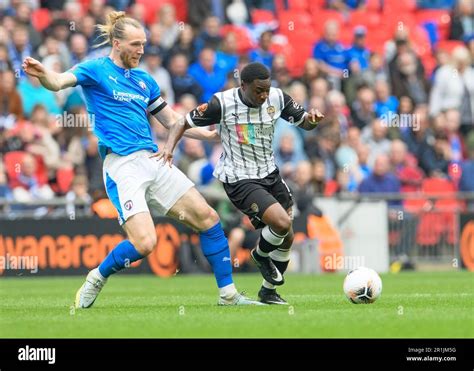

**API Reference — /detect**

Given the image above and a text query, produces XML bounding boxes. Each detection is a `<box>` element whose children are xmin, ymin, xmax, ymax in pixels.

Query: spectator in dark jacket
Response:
<box><xmin>359</xmin><ymin>154</ymin><xmax>401</xmax><ymax>206</ymax></box>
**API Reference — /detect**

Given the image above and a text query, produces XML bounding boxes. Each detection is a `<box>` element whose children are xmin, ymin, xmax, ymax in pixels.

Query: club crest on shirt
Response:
<box><xmin>267</xmin><ymin>105</ymin><xmax>276</xmax><ymax>119</ymax></box>
<box><xmin>124</xmin><ymin>200</ymin><xmax>133</xmax><ymax>211</ymax></box>
<box><xmin>138</xmin><ymin>80</ymin><xmax>146</xmax><ymax>90</ymax></box>
<box><xmin>196</xmin><ymin>103</ymin><xmax>208</xmax><ymax>117</ymax></box>
<box><xmin>250</xmin><ymin>202</ymin><xmax>259</xmax><ymax>214</ymax></box>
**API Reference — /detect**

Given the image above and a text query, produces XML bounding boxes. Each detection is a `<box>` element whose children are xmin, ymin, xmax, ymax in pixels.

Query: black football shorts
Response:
<box><xmin>223</xmin><ymin>169</ymin><xmax>293</xmax><ymax>229</ymax></box>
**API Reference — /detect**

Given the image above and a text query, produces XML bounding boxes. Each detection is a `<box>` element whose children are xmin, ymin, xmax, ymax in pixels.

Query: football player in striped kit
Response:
<box><xmin>155</xmin><ymin>62</ymin><xmax>324</xmax><ymax>304</ymax></box>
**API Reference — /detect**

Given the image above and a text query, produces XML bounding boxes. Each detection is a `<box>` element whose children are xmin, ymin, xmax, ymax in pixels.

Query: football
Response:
<box><xmin>343</xmin><ymin>267</ymin><xmax>382</xmax><ymax>304</ymax></box>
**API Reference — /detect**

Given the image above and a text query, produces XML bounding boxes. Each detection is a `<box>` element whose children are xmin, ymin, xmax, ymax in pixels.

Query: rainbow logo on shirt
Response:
<box><xmin>235</xmin><ymin>124</ymin><xmax>256</xmax><ymax>145</ymax></box>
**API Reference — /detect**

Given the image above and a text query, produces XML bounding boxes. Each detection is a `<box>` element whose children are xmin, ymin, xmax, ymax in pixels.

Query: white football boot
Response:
<box><xmin>75</xmin><ymin>268</ymin><xmax>107</xmax><ymax>308</ymax></box>
<box><xmin>218</xmin><ymin>292</ymin><xmax>267</xmax><ymax>306</ymax></box>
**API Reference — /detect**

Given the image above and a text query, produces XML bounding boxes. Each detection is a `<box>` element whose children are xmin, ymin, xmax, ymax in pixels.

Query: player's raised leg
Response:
<box><xmin>166</xmin><ymin>186</ymin><xmax>263</xmax><ymax>305</ymax></box>
<box><xmin>75</xmin><ymin>211</ymin><xmax>155</xmax><ymax>308</ymax></box>
<box><xmin>250</xmin><ymin>202</ymin><xmax>292</xmax><ymax>287</ymax></box>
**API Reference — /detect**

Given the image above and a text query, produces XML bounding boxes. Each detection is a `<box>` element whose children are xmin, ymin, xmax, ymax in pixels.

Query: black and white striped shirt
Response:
<box><xmin>186</xmin><ymin>87</ymin><xmax>306</xmax><ymax>184</ymax></box>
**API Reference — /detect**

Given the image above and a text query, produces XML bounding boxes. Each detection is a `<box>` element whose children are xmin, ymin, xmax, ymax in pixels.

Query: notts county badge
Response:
<box><xmin>250</xmin><ymin>203</ymin><xmax>259</xmax><ymax>214</ymax></box>
<box><xmin>267</xmin><ymin>105</ymin><xmax>276</xmax><ymax>119</ymax></box>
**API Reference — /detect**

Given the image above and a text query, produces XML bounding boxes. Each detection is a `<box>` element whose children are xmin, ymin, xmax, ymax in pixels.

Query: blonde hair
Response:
<box><xmin>95</xmin><ymin>11</ymin><xmax>142</xmax><ymax>48</ymax></box>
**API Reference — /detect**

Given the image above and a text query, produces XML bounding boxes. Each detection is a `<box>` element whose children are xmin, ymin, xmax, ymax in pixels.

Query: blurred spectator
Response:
<box><xmin>391</xmin><ymin>51</ymin><xmax>429</xmax><ymax>104</ymax></box>
<box><xmin>402</xmin><ymin>105</ymin><xmax>432</xmax><ymax>157</ymax></box>
<box><xmin>313</xmin><ymin>21</ymin><xmax>347</xmax><ymax>90</ymax></box>
<box><xmin>444</xmin><ymin>109</ymin><xmax>463</xmax><ymax>163</ymax></box>
<box><xmin>287</xmin><ymin>160</ymin><xmax>320</xmax><ymax>214</ymax></box>
<box><xmin>326</xmin><ymin>89</ymin><xmax>350</xmax><ymax>137</ymax></box>
<box><xmin>361</xmin><ymin>52</ymin><xmax>388</xmax><ymax>88</ymax></box>
<box><xmin>18</xmin><ymin>73</ymin><xmax>61</xmax><ymax>117</ymax></box>
<box><xmin>13</xmin><ymin>2</ymin><xmax>41</xmax><ymax>51</ymax></box>
<box><xmin>374</xmin><ymin>79</ymin><xmax>399</xmax><ymax>118</ymax></box>
<box><xmin>69</xmin><ymin>33</ymin><xmax>89</xmax><ymax>65</ymax></box>
<box><xmin>0</xmin><ymin>69</ymin><xmax>23</xmax><ymax>131</ymax></box>
<box><xmin>177</xmin><ymin>138</ymin><xmax>207</xmax><ymax>175</ymax></box>
<box><xmin>83</xmin><ymin>132</ymin><xmax>103</xmax><ymax>194</ymax></box>
<box><xmin>351</xmin><ymin>84</ymin><xmax>375</xmax><ymax>129</ymax></box>
<box><xmin>189</xmin><ymin>48</ymin><xmax>227</xmax><ymax>102</ymax></box>
<box><xmin>0</xmin><ymin>161</ymin><xmax>10</xmax><ymax>199</ymax></box>
<box><xmin>66</xmin><ymin>173</ymin><xmax>92</xmax><ymax>216</ymax></box>
<box><xmin>274</xmin><ymin>132</ymin><xmax>308</xmax><ymax>178</ymax></box>
<box><xmin>216</xmin><ymin>32</ymin><xmax>239</xmax><ymax>74</ymax></box>
<box><xmin>449</xmin><ymin>0</ymin><xmax>474</xmax><ymax>41</ymax></box>
<box><xmin>8</xmin><ymin>23</ymin><xmax>32</xmax><ymax>79</ymax></box>
<box><xmin>168</xmin><ymin>53</ymin><xmax>202</xmax><ymax>102</ymax></box>
<box><xmin>249</xmin><ymin>30</ymin><xmax>274</xmax><ymax>70</ymax></box>
<box><xmin>306</xmin><ymin>131</ymin><xmax>338</xmax><ymax>180</ymax></box>
<box><xmin>271</xmin><ymin>53</ymin><xmax>292</xmax><ymax>90</ymax></box>
<box><xmin>358</xmin><ymin>154</ymin><xmax>401</xmax><ymax>205</ymax></box>
<box><xmin>429</xmin><ymin>47</ymin><xmax>474</xmax><ymax>132</ymax></box>
<box><xmin>11</xmin><ymin>153</ymin><xmax>54</xmax><ymax>202</ymax></box>
<box><xmin>459</xmin><ymin>132</ymin><xmax>474</xmax><ymax>210</ymax></box>
<box><xmin>356</xmin><ymin>143</ymin><xmax>371</xmax><ymax>179</ymax></box>
<box><xmin>128</xmin><ymin>3</ymin><xmax>146</xmax><ymax>25</ymax></box>
<box><xmin>419</xmin><ymin>131</ymin><xmax>452</xmax><ymax>177</ymax></box>
<box><xmin>157</xmin><ymin>4</ymin><xmax>180</xmax><ymax>51</ymax></box>
<box><xmin>187</xmin><ymin>0</ymin><xmax>219</xmax><ymax>28</ymax></box>
<box><xmin>194</xmin><ymin>16</ymin><xmax>223</xmax><ymax>55</ymax></box>
<box><xmin>346</xmin><ymin>26</ymin><xmax>370</xmax><ymax>73</ymax></box>
<box><xmin>310</xmin><ymin>77</ymin><xmax>330</xmax><ymax>99</ymax></box>
<box><xmin>300</xmin><ymin>58</ymin><xmax>323</xmax><ymax>92</ymax></box>
<box><xmin>311</xmin><ymin>158</ymin><xmax>327</xmax><ymax>194</ymax></box>
<box><xmin>390</xmin><ymin>139</ymin><xmax>424</xmax><ymax>192</ymax></box>
<box><xmin>361</xmin><ymin>118</ymin><xmax>391</xmax><ymax>167</ymax></box>
<box><xmin>169</xmin><ymin>24</ymin><xmax>196</xmax><ymax>65</ymax></box>
<box><xmin>141</xmin><ymin>45</ymin><xmax>175</xmax><ymax>105</ymax></box>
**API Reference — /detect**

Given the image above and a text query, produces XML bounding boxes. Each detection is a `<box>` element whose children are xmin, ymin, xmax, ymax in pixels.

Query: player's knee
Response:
<box><xmin>130</xmin><ymin>234</ymin><xmax>157</xmax><ymax>256</ymax></box>
<box><xmin>271</xmin><ymin>215</ymin><xmax>292</xmax><ymax>236</ymax></box>
<box><xmin>285</xmin><ymin>228</ymin><xmax>295</xmax><ymax>244</ymax></box>
<box><xmin>195</xmin><ymin>206</ymin><xmax>220</xmax><ymax>231</ymax></box>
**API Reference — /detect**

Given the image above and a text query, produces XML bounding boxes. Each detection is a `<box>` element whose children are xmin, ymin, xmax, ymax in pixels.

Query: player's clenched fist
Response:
<box><xmin>22</xmin><ymin>57</ymin><xmax>46</xmax><ymax>78</ymax></box>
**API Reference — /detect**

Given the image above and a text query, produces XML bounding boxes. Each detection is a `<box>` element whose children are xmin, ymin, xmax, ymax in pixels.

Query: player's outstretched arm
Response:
<box><xmin>150</xmin><ymin>113</ymin><xmax>190</xmax><ymax>167</ymax></box>
<box><xmin>22</xmin><ymin>57</ymin><xmax>77</xmax><ymax>91</ymax></box>
<box><xmin>152</xmin><ymin>105</ymin><xmax>219</xmax><ymax>142</ymax></box>
<box><xmin>299</xmin><ymin>108</ymin><xmax>325</xmax><ymax>131</ymax></box>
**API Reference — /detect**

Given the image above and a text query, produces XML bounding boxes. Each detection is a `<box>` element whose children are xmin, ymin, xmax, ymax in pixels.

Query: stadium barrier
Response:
<box><xmin>0</xmin><ymin>193</ymin><xmax>473</xmax><ymax>276</ymax></box>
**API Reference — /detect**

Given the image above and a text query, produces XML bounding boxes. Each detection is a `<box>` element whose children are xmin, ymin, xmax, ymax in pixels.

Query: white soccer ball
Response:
<box><xmin>343</xmin><ymin>266</ymin><xmax>382</xmax><ymax>304</ymax></box>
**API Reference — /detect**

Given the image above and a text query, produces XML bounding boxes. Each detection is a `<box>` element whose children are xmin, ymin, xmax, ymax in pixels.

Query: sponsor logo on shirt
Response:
<box><xmin>113</xmin><ymin>90</ymin><xmax>149</xmax><ymax>104</ymax></box>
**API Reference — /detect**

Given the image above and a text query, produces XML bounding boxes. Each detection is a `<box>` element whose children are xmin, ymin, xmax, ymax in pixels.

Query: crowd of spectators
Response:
<box><xmin>0</xmin><ymin>0</ymin><xmax>473</xmax><ymax>221</ymax></box>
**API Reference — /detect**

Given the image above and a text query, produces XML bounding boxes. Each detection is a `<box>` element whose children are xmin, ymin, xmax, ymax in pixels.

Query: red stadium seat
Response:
<box><xmin>287</xmin><ymin>0</ymin><xmax>310</xmax><ymax>11</ymax></box>
<box><xmin>278</xmin><ymin>10</ymin><xmax>313</xmax><ymax>36</ymax></box>
<box><xmin>251</xmin><ymin>9</ymin><xmax>276</xmax><ymax>24</ymax></box>
<box><xmin>384</xmin><ymin>0</ymin><xmax>417</xmax><ymax>13</ymax></box>
<box><xmin>415</xmin><ymin>9</ymin><xmax>451</xmax><ymax>41</ymax></box>
<box><xmin>31</xmin><ymin>8</ymin><xmax>52</xmax><ymax>32</ymax></box>
<box><xmin>56</xmin><ymin>168</ymin><xmax>75</xmax><ymax>194</ymax></box>
<box><xmin>348</xmin><ymin>11</ymin><xmax>381</xmax><ymax>30</ymax></box>
<box><xmin>383</xmin><ymin>13</ymin><xmax>417</xmax><ymax>36</ymax></box>
<box><xmin>365</xmin><ymin>0</ymin><xmax>382</xmax><ymax>12</ymax></box>
<box><xmin>284</xmin><ymin>30</ymin><xmax>317</xmax><ymax>76</ymax></box>
<box><xmin>311</xmin><ymin>9</ymin><xmax>346</xmax><ymax>35</ymax></box>
<box><xmin>421</xmin><ymin>178</ymin><xmax>460</xmax><ymax>245</ymax></box>
<box><xmin>136</xmin><ymin>0</ymin><xmax>174</xmax><ymax>25</ymax></box>
<box><xmin>4</xmin><ymin>151</ymin><xmax>48</xmax><ymax>189</ymax></box>
<box><xmin>220</xmin><ymin>25</ymin><xmax>255</xmax><ymax>54</ymax></box>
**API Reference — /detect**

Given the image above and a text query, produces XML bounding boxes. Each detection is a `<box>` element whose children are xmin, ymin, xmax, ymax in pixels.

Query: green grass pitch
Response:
<box><xmin>1</xmin><ymin>271</ymin><xmax>473</xmax><ymax>338</ymax></box>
